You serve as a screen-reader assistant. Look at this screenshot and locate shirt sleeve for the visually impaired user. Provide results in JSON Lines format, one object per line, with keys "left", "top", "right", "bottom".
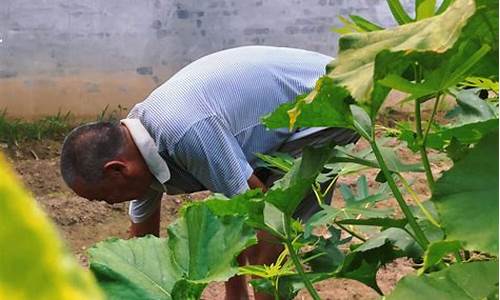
{"left": 128, "top": 188, "right": 162, "bottom": 224}
{"left": 173, "top": 116, "right": 253, "bottom": 197}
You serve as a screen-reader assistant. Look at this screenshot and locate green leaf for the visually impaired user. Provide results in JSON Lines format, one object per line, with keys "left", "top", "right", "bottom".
{"left": 378, "top": 145, "right": 424, "bottom": 172}
{"left": 337, "top": 228, "right": 422, "bottom": 294}
{"left": 351, "top": 105, "right": 373, "bottom": 140}
{"left": 329, "top": 143, "right": 424, "bottom": 174}
{"left": 450, "top": 88, "right": 498, "bottom": 124}
{"left": 183, "top": 189, "right": 266, "bottom": 229}
{"left": 329, "top": 0, "right": 479, "bottom": 116}
{"left": 378, "top": 43, "right": 492, "bottom": 100}
{"left": 349, "top": 15, "right": 384, "bottom": 31}
{"left": 386, "top": 0, "right": 413, "bottom": 24}
{"left": 266, "top": 145, "right": 334, "bottom": 215}
{"left": 262, "top": 76, "right": 353, "bottom": 130}
{"left": 421, "top": 240, "right": 462, "bottom": 273}
{"left": 431, "top": 130, "right": 499, "bottom": 254}
{"left": 355, "top": 228, "right": 423, "bottom": 259}
{"left": 385, "top": 261, "right": 499, "bottom": 300}
{"left": 462, "top": 77, "right": 499, "bottom": 93}
{"left": 89, "top": 205, "right": 257, "bottom": 300}
{"left": 0, "top": 154, "right": 104, "bottom": 300}
{"left": 255, "top": 152, "right": 294, "bottom": 172}
{"left": 89, "top": 237, "right": 175, "bottom": 300}
{"left": 263, "top": 202, "right": 286, "bottom": 237}
{"left": 303, "top": 228, "right": 345, "bottom": 273}
{"left": 171, "top": 280, "right": 205, "bottom": 300}
{"left": 416, "top": 0, "right": 436, "bottom": 20}
{"left": 168, "top": 205, "right": 256, "bottom": 281}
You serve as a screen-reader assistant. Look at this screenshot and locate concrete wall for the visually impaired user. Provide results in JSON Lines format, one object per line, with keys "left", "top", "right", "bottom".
{"left": 0, "top": 0, "right": 412, "bottom": 118}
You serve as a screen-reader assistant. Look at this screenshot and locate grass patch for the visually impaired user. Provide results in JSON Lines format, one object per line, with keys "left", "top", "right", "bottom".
{"left": 0, "top": 110, "right": 75, "bottom": 144}
{"left": 0, "top": 105, "right": 129, "bottom": 144}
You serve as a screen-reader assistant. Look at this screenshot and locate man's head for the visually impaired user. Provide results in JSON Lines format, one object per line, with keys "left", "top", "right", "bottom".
{"left": 60, "top": 122, "right": 153, "bottom": 204}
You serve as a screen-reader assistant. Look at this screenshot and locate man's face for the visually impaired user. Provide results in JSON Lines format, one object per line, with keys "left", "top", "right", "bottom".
{"left": 72, "top": 161, "right": 152, "bottom": 204}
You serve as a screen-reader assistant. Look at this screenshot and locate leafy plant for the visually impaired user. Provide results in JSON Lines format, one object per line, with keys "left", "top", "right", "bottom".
{"left": 0, "top": 152, "right": 103, "bottom": 300}
{"left": 88, "top": 0, "right": 499, "bottom": 299}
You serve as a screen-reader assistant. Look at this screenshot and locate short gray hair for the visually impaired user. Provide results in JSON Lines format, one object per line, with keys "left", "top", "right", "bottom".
{"left": 60, "top": 121, "right": 125, "bottom": 187}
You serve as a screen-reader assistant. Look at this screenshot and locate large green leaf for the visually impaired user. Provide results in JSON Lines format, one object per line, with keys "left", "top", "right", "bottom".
{"left": 384, "top": 261, "right": 499, "bottom": 300}
{"left": 329, "top": 0, "right": 475, "bottom": 112}
{"left": 265, "top": 145, "right": 334, "bottom": 216}
{"left": 262, "top": 76, "right": 353, "bottom": 130}
{"left": 89, "top": 205, "right": 257, "bottom": 300}
{"left": 431, "top": 130, "right": 499, "bottom": 254}
{"left": 182, "top": 189, "right": 266, "bottom": 229}
{"left": 89, "top": 237, "right": 174, "bottom": 300}
{"left": 0, "top": 154, "right": 103, "bottom": 300}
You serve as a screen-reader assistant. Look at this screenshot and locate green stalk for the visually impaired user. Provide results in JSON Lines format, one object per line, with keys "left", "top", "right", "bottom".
{"left": 370, "top": 140, "right": 429, "bottom": 248}
{"left": 335, "top": 221, "right": 367, "bottom": 242}
{"left": 415, "top": 99, "right": 435, "bottom": 189}
{"left": 396, "top": 173, "right": 440, "bottom": 228}
{"left": 283, "top": 217, "right": 321, "bottom": 300}
{"left": 322, "top": 174, "right": 339, "bottom": 197}
{"left": 423, "top": 94, "right": 441, "bottom": 143}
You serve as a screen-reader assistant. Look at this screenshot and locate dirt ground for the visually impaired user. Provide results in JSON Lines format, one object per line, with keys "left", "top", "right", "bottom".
{"left": 4, "top": 131, "right": 450, "bottom": 299}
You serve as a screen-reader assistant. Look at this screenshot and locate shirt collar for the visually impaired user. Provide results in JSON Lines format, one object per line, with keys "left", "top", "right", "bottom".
{"left": 120, "top": 118, "right": 170, "bottom": 190}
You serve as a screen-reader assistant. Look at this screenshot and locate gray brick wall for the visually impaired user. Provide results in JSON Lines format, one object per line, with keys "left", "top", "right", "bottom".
{"left": 0, "top": 0, "right": 412, "bottom": 117}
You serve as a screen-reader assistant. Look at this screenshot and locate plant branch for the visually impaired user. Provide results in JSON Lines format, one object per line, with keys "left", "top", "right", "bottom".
{"left": 335, "top": 221, "right": 367, "bottom": 242}
{"left": 284, "top": 217, "right": 321, "bottom": 300}
{"left": 312, "top": 184, "right": 324, "bottom": 205}
{"left": 322, "top": 174, "right": 339, "bottom": 197}
{"left": 415, "top": 98, "right": 436, "bottom": 189}
{"left": 423, "top": 94, "right": 442, "bottom": 143}
{"left": 396, "top": 173, "right": 440, "bottom": 228}
{"left": 370, "top": 140, "right": 430, "bottom": 248}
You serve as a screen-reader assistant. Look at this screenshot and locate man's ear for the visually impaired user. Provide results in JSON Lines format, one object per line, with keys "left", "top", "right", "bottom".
{"left": 103, "top": 161, "right": 127, "bottom": 178}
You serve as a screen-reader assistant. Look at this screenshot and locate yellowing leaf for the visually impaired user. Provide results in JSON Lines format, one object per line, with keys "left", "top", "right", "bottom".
{"left": 0, "top": 153, "right": 103, "bottom": 300}
{"left": 327, "top": 0, "right": 475, "bottom": 103}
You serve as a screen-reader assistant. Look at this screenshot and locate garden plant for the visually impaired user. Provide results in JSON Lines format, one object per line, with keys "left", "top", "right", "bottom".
{"left": 86, "top": 0, "right": 499, "bottom": 299}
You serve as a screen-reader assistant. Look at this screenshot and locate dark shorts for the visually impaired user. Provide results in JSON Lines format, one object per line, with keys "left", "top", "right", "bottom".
{"left": 255, "top": 127, "right": 359, "bottom": 221}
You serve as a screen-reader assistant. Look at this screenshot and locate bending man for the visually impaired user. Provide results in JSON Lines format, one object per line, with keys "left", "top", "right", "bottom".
{"left": 60, "top": 46, "right": 358, "bottom": 300}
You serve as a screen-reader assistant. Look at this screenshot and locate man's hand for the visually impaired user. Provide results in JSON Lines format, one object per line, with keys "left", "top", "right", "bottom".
{"left": 129, "top": 206, "right": 161, "bottom": 238}
{"left": 247, "top": 173, "right": 267, "bottom": 192}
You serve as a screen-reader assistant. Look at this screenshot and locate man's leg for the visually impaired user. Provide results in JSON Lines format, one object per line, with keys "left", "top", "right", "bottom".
{"left": 226, "top": 128, "right": 359, "bottom": 299}
{"left": 225, "top": 254, "right": 249, "bottom": 300}
{"left": 225, "top": 233, "right": 282, "bottom": 300}
{"left": 248, "top": 231, "right": 284, "bottom": 300}
{"left": 248, "top": 128, "right": 359, "bottom": 299}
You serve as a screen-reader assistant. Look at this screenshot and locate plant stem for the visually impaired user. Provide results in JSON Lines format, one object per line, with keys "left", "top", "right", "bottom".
{"left": 396, "top": 173, "right": 440, "bottom": 228}
{"left": 312, "top": 184, "right": 324, "bottom": 205}
{"left": 423, "top": 94, "right": 441, "bottom": 141}
{"left": 415, "top": 99, "right": 435, "bottom": 190}
{"left": 370, "top": 140, "right": 430, "bottom": 248}
{"left": 283, "top": 217, "right": 321, "bottom": 300}
{"left": 335, "top": 221, "right": 366, "bottom": 242}
{"left": 322, "top": 174, "right": 339, "bottom": 197}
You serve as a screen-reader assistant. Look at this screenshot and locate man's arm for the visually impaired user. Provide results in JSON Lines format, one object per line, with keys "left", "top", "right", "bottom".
{"left": 129, "top": 205, "right": 161, "bottom": 238}
{"left": 247, "top": 173, "right": 267, "bottom": 192}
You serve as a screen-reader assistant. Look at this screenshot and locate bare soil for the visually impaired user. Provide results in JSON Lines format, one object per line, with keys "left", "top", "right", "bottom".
{"left": 3, "top": 131, "right": 450, "bottom": 299}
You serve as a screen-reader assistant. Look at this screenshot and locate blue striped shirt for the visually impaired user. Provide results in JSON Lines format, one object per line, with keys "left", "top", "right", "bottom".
{"left": 127, "top": 46, "right": 332, "bottom": 222}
